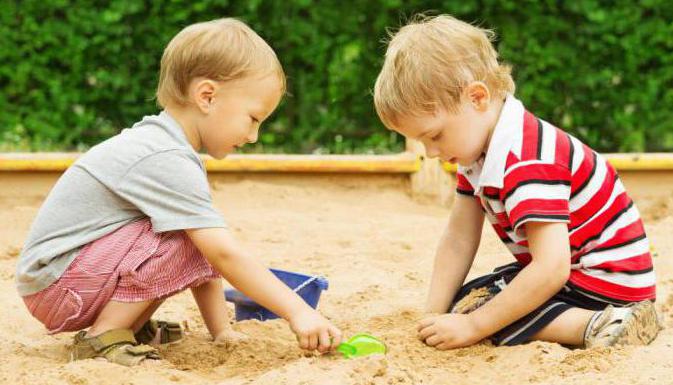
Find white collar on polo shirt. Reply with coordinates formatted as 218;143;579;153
458;94;524;195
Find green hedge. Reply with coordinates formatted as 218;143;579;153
2;0;672;153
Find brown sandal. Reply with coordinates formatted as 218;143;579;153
135;319;184;345
71;329;160;366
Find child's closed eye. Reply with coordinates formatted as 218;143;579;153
431;132;442;141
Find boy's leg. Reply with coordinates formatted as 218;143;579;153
87;300;156;337
72;299;162;366
131;299;165;332
530;307;595;345
451;264;660;347
492;300;660;347
191;279;246;343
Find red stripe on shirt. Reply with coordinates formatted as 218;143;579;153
569;270;655;302
521;111;540;160
591;253;653;274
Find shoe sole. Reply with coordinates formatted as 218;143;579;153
611;301;661;346
452;287;495;314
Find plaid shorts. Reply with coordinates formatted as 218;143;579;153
22;218;219;334
451;262;636;346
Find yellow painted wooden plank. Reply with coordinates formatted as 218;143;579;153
2;152;670;173
602;153;673;171
0;153;421;173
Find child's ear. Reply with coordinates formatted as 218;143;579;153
465;81;491;112
192;79;217;113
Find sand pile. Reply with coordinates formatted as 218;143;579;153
1;175;672;384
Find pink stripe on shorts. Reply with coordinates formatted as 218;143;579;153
22;218;220;334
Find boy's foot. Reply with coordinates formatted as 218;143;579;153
583;301;662;348
135;319;183;346
71;329;160;366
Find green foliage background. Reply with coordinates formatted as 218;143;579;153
1;0;672;153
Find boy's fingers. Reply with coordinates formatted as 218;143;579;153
298;334;309;350
308;334;318;350
435;342;451;351
418;325;436;341
318;330;331;353
425;335;442;346
417;317;436;331
328;326;343;349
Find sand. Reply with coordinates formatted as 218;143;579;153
1;173;672;385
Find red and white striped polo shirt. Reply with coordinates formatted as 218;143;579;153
456;95;655;303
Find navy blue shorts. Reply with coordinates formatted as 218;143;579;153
450;262;634;346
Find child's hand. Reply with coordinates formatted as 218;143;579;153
213;328;249;347
417;313;483;350
289;308;342;353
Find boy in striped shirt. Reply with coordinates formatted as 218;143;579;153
373;14;661;349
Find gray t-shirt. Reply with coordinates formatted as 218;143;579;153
16;111;226;296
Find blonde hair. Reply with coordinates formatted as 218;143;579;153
156;18;286;108
374;14;515;128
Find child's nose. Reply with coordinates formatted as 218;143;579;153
247;129;259;144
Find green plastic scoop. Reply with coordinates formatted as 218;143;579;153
337;333;387;358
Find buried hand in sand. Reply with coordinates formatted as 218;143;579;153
373;14;662;350
16;18;341;367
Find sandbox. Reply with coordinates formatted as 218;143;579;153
0;153;672;385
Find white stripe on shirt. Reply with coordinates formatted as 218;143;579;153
505;183;570;214
569;157;607;211
540;120;557;163
570;181;626;235
579;237;650;268
569;135;585;176
579;268;656;288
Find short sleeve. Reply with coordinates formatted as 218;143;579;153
502;161;571;232
456;169;475;196
116;150;226;232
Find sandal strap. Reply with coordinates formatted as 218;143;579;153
72;329;160;365
134;321;155;345
135;319;183;345
157;320;183;343
126;344;159;356
87;329;137;352
104;344;160;366
155;320;181;329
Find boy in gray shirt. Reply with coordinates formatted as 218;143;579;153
17;18;342;366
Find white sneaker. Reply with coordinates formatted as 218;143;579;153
583;300;662;348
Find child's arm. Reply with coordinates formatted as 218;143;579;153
425;194;485;313
418;221;570;349
186;227;342;352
